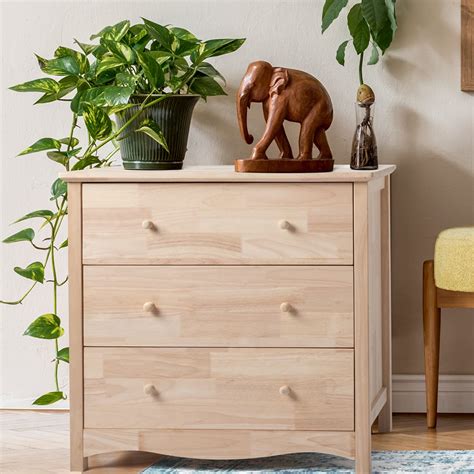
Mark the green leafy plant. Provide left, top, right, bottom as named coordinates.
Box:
left=1, top=18, right=244, bottom=405
left=321, top=0, right=397, bottom=84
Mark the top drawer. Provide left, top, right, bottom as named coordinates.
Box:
left=82, top=183, right=353, bottom=265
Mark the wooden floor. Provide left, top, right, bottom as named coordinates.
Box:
left=0, top=411, right=473, bottom=473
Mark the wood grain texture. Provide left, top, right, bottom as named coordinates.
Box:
left=371, top=387, right=388, bottom=425
left=462, top=0, right=474, bottom=91
left=60, top=164, right=397, bottom=183
left=234, top=158, right=334, bottom=173
left=423, top=260, right=441, bottom=429
left=2, top=411, right=473, bottom=474
left=378, top=175, right=393, bottom=433
left=368, top=178, right=384, bottom=406
left=84, top=348, right=354, bottom=431
left=83, top=265, right=353, bottom=348
left=353, top=182, right=371, bottom=473
left=82, top=183, right=353, bottom=265
left=83, top=429, right=355, bottom=459
left=68, top=183, right=87, bottom=473
left=437, top=288, right=474, bottom=308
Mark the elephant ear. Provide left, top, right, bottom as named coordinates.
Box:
left=269, top=68, right=289, bottom=97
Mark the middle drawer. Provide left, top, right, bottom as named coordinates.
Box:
left=83, top=266, right=353, bottom=347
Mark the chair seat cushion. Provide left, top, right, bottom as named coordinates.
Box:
left=434, top=227, right=474, bottom=292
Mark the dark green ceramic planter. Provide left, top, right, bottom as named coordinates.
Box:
left=116, top=94, right=200, bottom=170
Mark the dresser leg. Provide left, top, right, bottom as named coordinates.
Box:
left=355, top=439, right=371, bottom=474
left=71, top=453, right=88, bottom=473
left=423, top=259, right=441, bottom=429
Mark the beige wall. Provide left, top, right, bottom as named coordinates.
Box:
left=1, top=0, right=473, bottom=407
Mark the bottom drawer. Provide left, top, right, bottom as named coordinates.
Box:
left=84, top=348, right=354, bottom=431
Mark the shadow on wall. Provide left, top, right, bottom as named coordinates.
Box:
left=384, top=1, right=473, bottom=374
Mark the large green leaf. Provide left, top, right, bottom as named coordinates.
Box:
left=168, top=26, right=198, bottom=43
left=368, top=43, right=380, bottom=64
left=102, top=39, right=136, bottom=64
left=14, top=262, right=45, bottom=283
left=174, top=38, right=200, bottom=56
left=90, top=20, right=130, bottom=42
left=82, top=103, right=112, bottom=140
left=374, top=19, right=395, bottom=53
left=197, top=62, right=226, bottom=83
left=18, top=138, right=61, bottom=156
left=193, top=38, right=245, bottom=64
left=385, top=0, right=397, bottom=33
left=9, top=78, right=60, bottom=94
left=34, top=76, right=79, bottom=105
left=57, top=347, right=69, bottom=363
left=47, top=151, right=69, bottom=166
left=71, top=155, right=101, bottom=170
left=336, top=40, right=350, bottom=66
left=115, top=71, right=137, bottom=88
left=14, top=210, right=54, bottom=224
left=136, top=118, right=169, bottom=152
left=322, top=0, right=349, bottom=32
left=33, top=391, right=65, bottom=405
left=24, top=313, right=64, bottom=339
left=361, top=0, right=389, bottom=34
left=190, top=76, right=226, bottom=97
left=74, top=39, right=96, bottom=55
left=147, top=51, right=172, bottom=65
left=58, top=136, right=79, bottom=147
left=50, top=178, right=67, bottom=200
left=40, top=56, right=80, bottom=76
left=127, top=24, right=150, bottom=48
left=55, top=46, right=89, bottom=73
left=142, top=18, right=172, bottom=51
left=96, top=55, right=127, bottom=75
left=137, top=52, right=164, bottom=90
left=3, top=228, right=35, bottom=244
left=72, top=85, right=134, bottom=113
left=348, top=4, right=370, bottom=54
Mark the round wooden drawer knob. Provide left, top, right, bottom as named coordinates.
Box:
left=279, top=385, right=291, bottom=396
left=280, top=302, right=292, bottom=313
left=142, top=220, right=155, bottom=230
left=279, top=220, right=291, bottom=230
left=143, top=301, right=157, bottom=313
left=143, top=384, right=157, bottom=396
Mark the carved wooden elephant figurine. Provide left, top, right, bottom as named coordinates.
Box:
left=237, top=60, right=333, bottom=161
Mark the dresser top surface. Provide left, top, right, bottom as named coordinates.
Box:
left=60, top=164, right=396, bottom=183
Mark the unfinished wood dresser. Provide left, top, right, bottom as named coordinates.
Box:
left=62, top=164, right=395, bottom=473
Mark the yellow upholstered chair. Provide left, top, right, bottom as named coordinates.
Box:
left=423, top=227, right=474, bottom=428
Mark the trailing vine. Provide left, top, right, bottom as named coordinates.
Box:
left=1, top=18, right=244, bottom=405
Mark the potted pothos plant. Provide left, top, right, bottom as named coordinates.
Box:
left=321, top=0, right=398, bottom=169
left=1, top=19, right=244, bottom=405
left=12, top=18, right=244, bottom=170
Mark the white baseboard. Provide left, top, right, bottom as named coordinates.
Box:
left=393, top=374, right=474, bottom=413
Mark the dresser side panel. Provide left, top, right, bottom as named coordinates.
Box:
left=353, top=182, right=371, bottom=473
left=68, top=182, right=86, bottom=472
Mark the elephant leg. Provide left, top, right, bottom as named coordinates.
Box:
left=275, top=127, right=293, bottom=159
left=252, top=102, right=286, bottom=160
left=263, top=103, right=293, bottom=159
left=314, top=129, right=333, bottom=160
left=297, top=118, right=318, bottom=161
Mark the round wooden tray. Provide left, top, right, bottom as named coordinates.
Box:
left=234, top=158, right=334, bottom=173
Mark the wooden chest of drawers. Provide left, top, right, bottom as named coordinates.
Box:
left=62, top=165, right=395, bottom=473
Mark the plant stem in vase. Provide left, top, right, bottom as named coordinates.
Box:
left=351, top=83, right=378, bottom=170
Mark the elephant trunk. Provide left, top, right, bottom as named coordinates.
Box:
left=237, top=91, right=254, bottom=145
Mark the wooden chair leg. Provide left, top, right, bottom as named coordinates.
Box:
left=423, top=260, right=441, bottom=429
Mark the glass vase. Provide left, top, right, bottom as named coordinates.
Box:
left=350, top=102, right=378, bottom=170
